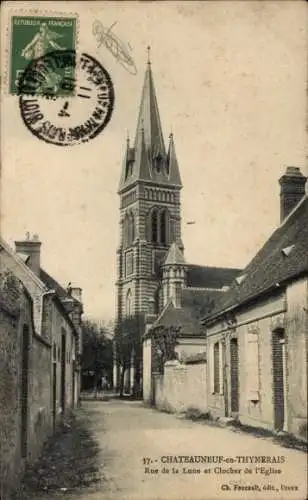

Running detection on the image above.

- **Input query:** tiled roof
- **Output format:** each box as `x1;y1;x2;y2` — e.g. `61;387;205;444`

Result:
186;264;241;289
182;288;223;319
203;195;308;321
152;288;224;336
150;279;229;337
153;302;203;336
39;268;69;300
39;269;81;306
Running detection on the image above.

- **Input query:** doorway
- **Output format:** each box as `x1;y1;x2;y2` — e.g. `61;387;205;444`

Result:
272;329;286;431
230;338;239;413
60;331;66;414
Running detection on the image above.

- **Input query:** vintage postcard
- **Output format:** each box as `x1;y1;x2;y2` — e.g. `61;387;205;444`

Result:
0;1;307;500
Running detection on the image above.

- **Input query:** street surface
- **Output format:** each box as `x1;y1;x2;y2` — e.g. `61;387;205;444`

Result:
14;398;307;500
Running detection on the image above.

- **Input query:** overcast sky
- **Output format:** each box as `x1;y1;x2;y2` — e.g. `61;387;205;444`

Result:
1;1;307;320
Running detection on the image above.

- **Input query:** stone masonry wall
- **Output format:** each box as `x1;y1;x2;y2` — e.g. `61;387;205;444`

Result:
0;306;22;500
154;360;207;414
0;276;53;500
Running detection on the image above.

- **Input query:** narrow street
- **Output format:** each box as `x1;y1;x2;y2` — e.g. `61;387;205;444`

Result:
14;398;307;500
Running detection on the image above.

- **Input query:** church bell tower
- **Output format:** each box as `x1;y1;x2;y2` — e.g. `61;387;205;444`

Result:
116;51;183;323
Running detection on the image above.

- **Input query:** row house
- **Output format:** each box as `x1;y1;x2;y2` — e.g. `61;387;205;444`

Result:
202;167;307;441
0;234;83;498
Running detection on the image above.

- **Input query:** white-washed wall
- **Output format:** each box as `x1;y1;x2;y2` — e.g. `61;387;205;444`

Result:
143;338;152;404
154;360;207;413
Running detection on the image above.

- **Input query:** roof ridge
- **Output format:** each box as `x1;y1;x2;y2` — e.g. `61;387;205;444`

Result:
152;298;174;326
202;196;308;322
187;263;242;271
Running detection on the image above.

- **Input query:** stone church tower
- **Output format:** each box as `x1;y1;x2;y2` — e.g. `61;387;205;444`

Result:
116;56;183;321
115;55;183;391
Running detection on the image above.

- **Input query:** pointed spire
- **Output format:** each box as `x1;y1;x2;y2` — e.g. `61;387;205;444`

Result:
118;135;131;192
134;125;151;182
119;51;183;191
163;242;186;266
167;132;182;186
147;45;151;65
134;51;165;157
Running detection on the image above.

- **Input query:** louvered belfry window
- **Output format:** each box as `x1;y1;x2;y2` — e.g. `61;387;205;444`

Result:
151;210;158;242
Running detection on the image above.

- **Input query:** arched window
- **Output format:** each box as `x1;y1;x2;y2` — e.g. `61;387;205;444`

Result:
160;210;169;245
148;208;170;245
126;289;132;316
128;212;134;244
123;212;134;247
151;209;158;243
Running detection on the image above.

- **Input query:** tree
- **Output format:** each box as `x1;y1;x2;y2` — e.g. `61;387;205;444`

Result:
114;313;145;397
81;319;113;393
151;325;181;373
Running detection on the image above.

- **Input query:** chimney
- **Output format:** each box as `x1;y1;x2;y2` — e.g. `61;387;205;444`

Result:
279;167;307;222
70;287;82;303
15;233;41;276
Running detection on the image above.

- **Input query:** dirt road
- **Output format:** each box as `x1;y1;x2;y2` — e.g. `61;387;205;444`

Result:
14;399;307;500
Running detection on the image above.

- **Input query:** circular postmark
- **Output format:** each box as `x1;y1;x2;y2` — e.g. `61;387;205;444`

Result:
18;50;114;146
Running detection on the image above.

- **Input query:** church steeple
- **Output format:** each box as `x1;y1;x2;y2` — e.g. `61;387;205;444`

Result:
118;51;182;192
115;50;184;393
134;48;165;157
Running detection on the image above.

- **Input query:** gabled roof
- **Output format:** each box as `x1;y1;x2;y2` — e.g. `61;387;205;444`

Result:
182;287;223;319
203;195;308;321
0;237;47;290
186;264;242;289
0;237;80;335
152;300;203;336
164;242;186;266
151;287;223;337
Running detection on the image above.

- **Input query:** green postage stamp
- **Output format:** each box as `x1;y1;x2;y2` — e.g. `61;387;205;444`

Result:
9;16;77;95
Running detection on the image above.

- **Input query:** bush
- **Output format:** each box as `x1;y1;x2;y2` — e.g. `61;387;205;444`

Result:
184;407;211;421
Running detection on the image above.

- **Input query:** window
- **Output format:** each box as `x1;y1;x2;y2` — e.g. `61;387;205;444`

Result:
160;210;168;244
149;208;170;245
151;209;158;242
174;282;182;308
152;250;167;278
123;212;135;247
52;342;57;362
126;289;132;316
125;251;134;277
154;154;163;173
164;280;170;306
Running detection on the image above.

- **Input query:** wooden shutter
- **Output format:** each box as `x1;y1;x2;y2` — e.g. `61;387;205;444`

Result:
246;331;259;401
219;341;224;395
